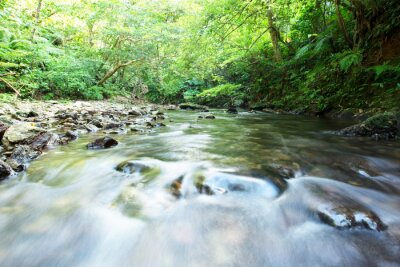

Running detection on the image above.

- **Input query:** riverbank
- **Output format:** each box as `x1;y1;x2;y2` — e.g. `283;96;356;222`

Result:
0;100;170;180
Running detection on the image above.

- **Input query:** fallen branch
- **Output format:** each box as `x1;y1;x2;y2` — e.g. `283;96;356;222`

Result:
0;77;20;96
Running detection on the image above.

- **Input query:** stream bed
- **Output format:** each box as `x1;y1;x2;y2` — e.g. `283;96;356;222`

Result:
0;110;399;267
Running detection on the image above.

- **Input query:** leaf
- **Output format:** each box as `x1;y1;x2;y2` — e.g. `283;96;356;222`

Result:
339;51;362;72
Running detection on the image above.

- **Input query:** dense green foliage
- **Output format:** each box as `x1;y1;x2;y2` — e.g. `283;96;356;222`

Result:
0;0;399;111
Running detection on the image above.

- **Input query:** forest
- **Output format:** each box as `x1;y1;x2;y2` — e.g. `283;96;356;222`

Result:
1;0;399;113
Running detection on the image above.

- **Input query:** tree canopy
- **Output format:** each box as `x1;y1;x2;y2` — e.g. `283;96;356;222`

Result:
1;0;399;111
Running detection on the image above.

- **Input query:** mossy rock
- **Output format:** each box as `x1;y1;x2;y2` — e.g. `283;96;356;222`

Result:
363;112;397;129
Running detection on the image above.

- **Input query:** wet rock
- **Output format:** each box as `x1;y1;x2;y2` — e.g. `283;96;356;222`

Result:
170;176;184;198
179;103;208;111
6;158;25;172
5;144;41;172
84;124;99;132
317;206;387;231
128;108;143;116
103;128;126;135
205;114;215;119
338;112;398;140
10;145;41;164
87;136;118;149
89;119;103;128
2;123;46;150
30;132;59;150
0;160;13;180
152;110;164;116
103;122;123;130
116;161;152;174
196;172;278;197
65;130;79;140
227;107;238;114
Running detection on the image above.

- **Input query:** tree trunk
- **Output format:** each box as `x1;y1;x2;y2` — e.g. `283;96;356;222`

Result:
97;60;136;86
266;2;282;61
334;0;352;48
31;0;43;41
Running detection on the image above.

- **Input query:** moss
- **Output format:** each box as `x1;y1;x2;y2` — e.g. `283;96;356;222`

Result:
363;112;397;129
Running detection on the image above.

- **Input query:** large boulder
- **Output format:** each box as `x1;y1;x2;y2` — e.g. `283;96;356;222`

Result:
2;122;46;150
87;136;118;150
0;160;13;180
338;112;398;140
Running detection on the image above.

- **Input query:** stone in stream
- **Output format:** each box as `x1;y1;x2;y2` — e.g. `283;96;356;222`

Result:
317;206;387;231
205;114;215;119
87;136;118;149
2;122;46;150
337;112;398;140
65;130;79;140
103;122;123;130
171;172;279;198
89;119;103;128
10;145;41;164
170;176;184;198
30;132;59;150
116;161;152;174
84;124;99;132
0;160;13;180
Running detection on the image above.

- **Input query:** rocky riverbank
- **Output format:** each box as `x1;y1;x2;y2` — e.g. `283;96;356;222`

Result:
0;100;171;180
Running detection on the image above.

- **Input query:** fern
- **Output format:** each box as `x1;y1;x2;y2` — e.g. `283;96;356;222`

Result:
294;44;312;59
339;50;362;72
369;64;400;78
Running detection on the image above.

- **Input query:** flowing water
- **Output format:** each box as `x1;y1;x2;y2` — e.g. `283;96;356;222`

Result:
0;110;399;267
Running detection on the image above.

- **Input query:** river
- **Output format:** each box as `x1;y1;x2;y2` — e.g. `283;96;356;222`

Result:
0;110;399;267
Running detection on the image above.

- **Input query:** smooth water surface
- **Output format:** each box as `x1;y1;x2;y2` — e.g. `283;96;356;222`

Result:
0;110;399;267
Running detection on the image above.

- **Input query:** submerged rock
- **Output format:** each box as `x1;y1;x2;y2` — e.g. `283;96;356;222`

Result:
338;112;398;140
116;161;152;174
195;172;278;197
87;136;118;149
0;160;13;180
317;206;387;231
